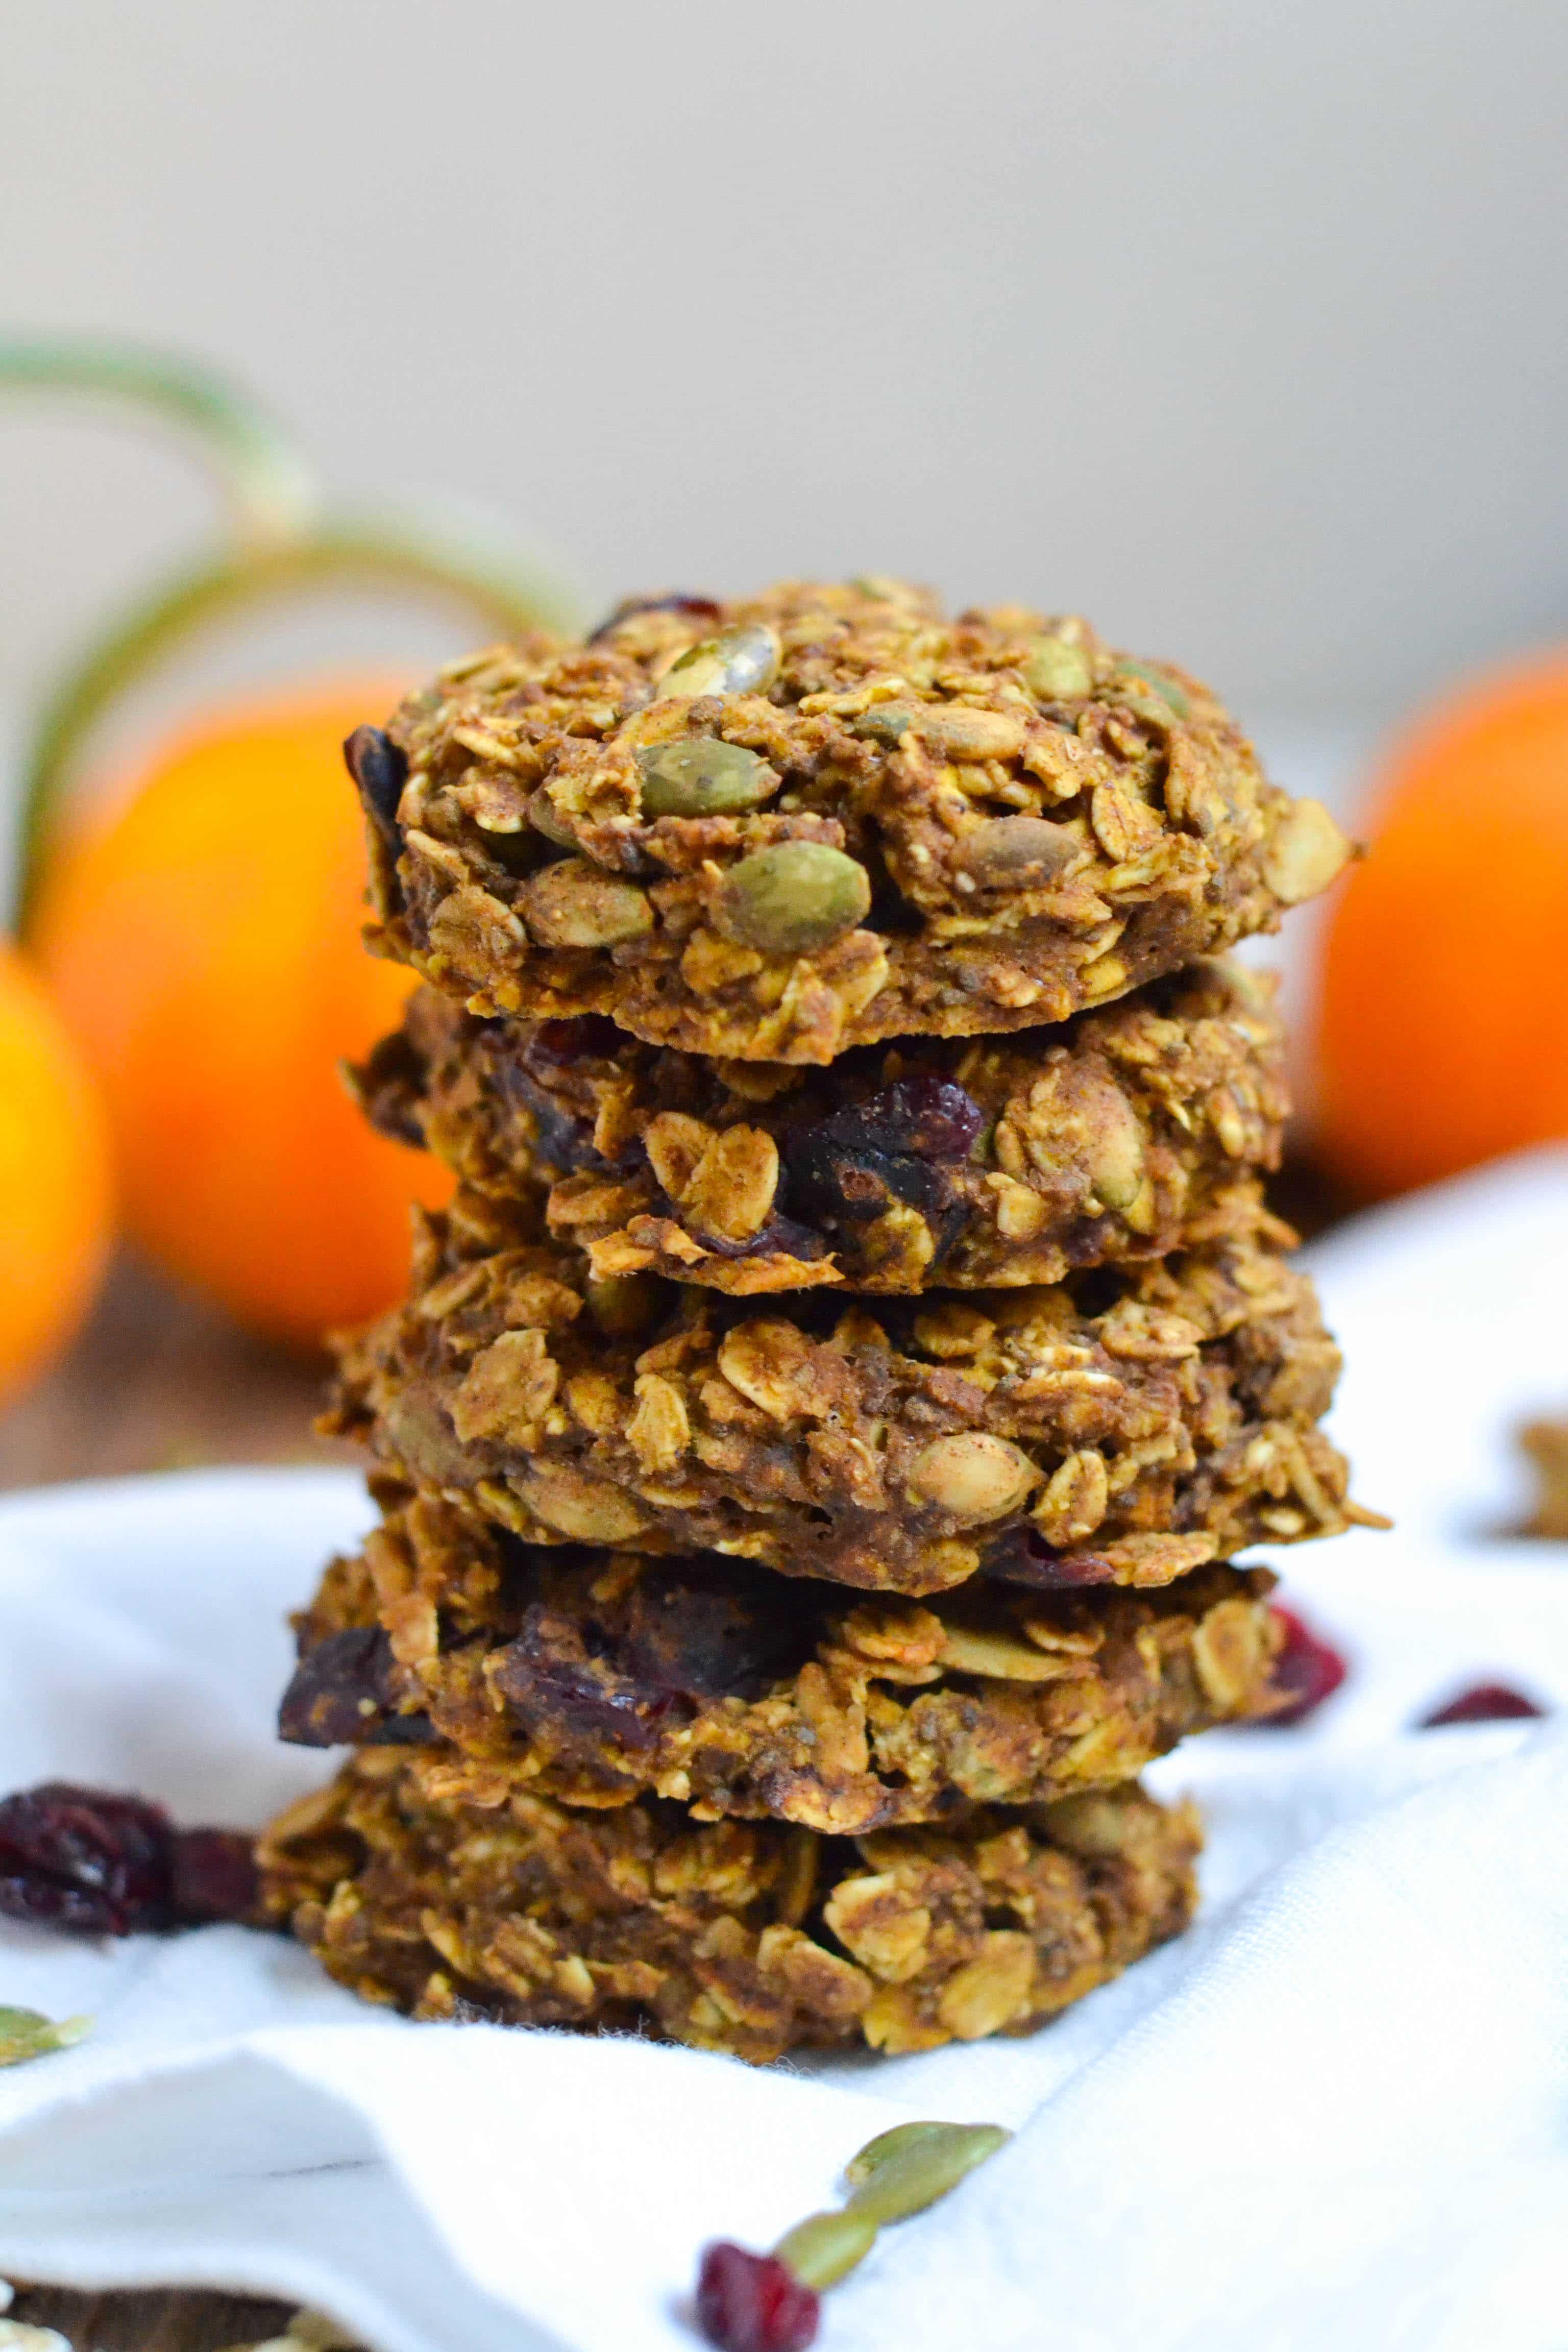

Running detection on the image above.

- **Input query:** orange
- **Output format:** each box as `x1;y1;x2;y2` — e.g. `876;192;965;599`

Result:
1315;655;1568;1197
32;681;451;1348
0;942;114;1403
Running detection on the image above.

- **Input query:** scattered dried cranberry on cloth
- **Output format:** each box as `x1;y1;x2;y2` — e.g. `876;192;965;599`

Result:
1257;1606;1350;1725
0;1782;258;1935
695;2246;819;2352
1417;1682;1547;1728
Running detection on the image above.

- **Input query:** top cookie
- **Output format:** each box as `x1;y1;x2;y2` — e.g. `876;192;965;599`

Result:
354;579;1352;1063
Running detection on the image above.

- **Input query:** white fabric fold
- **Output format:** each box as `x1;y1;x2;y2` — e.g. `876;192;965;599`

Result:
1;1148;1564;2352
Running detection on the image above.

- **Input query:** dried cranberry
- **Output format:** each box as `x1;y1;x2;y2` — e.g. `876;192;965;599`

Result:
796;1072;983;1163
826;1145;946;1225
982;1527;1117;1587
170;1828;259;1925
0;1782;175;1934
492;1607;673;1752
492;1529;593;1608
757;1215;833;1264
587;593;722;644
1259;1607;1349;1726
856;1073;985;1161
494;1019;627;1175
523;1016;624;1068
668;1212;830;1266
616;1564;808;1701
347;1027;429;1150
696;2244;819;2352
783;1075;980;1243
1417;1682;1546;1728
344;725;407;842
494;1567;810;1753
494;1070;601;1173
278;1626;418;1747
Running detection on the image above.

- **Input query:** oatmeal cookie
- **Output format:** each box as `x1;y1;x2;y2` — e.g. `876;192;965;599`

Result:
280;1489;1282;1833
352;579;1352;1064
327;1183;1359;1596
258;1750;1200;2060
354;961;1287;1295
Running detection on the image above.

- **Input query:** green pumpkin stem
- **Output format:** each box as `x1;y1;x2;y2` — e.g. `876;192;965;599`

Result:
0;337;320;546
11;519;575;932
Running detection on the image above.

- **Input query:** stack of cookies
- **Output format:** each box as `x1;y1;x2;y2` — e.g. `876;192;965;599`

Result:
259;579;1369;2062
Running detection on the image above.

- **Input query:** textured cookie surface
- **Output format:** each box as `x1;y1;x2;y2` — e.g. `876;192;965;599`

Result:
355;960;1287;1295
356;580;1352;1062
258;1751;1200;2060
281;1487;1283;1832
327;1183;1357;1597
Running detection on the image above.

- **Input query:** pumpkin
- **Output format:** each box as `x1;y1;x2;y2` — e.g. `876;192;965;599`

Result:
1315;655;1568;1196
0;942;114;1402
32;683;451;1348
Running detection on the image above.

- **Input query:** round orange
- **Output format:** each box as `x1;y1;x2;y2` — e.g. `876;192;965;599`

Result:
1315;655;1568;1197
0;943;114;1403
32;681;451;1348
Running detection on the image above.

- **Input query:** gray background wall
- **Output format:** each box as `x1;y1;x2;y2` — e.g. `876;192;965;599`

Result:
3;0;1566;768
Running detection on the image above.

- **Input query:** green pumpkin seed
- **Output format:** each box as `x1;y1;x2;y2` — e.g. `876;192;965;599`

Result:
843;2122;1011;2225
586;1271;667;1336
1024;635;1095;700
843;2120;958;2187
773;2208;880;2289
660;621;781;701
527;790;579;849
0;2006;92;2069
1112;660;1190;718
635;737;779;818
850;703;919;746
713;842;870;956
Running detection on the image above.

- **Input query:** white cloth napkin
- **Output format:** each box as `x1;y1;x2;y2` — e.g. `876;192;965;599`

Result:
2;1148;1566;2352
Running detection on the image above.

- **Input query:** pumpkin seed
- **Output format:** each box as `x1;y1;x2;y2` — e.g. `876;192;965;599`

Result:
906;1432;1039;1525
773;2208;880;2289
586;1271;667;1335
635;737;779;818
955;814;1076;888
660;621;781;700
0;2006;91;2069
844;2122;1011;2225
527;789;579;849
843;2121;958;2187
850;703;919;746
854;704;1026;760
713;841;870;956
523;859;653;947
1023;635;1095;700
1112;660;1190;718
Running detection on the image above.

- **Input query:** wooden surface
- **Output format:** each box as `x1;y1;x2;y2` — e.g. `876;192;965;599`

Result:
0;1253;344;1494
